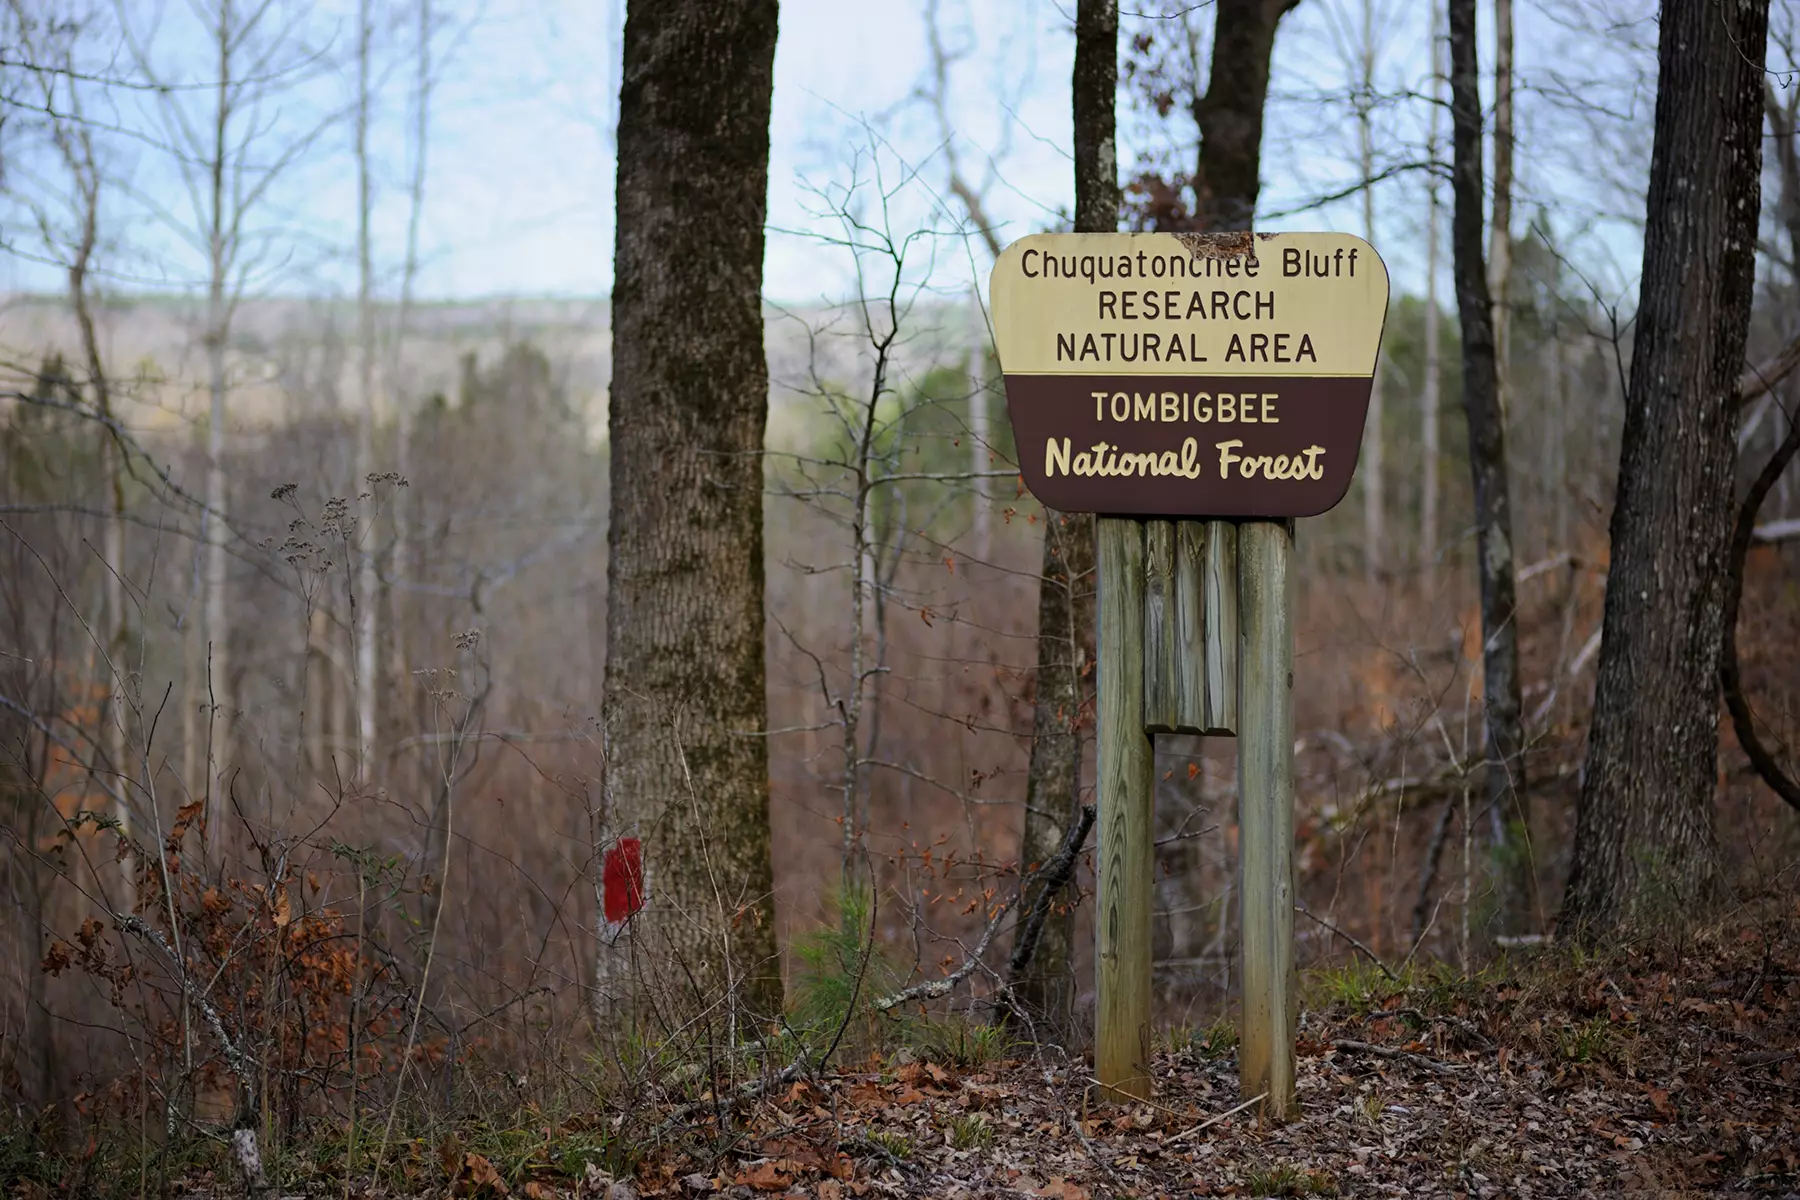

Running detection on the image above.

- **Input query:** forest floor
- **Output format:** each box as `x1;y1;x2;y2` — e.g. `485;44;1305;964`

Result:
108;892;1785;1200
22;892;1799;1200
579;894;1800;1200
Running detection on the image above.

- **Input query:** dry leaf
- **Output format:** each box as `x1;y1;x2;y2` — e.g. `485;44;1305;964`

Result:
735;1160;793;1192
463;1151;510;1196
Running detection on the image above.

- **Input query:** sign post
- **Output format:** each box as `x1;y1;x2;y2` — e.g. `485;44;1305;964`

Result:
990;231;1388;1119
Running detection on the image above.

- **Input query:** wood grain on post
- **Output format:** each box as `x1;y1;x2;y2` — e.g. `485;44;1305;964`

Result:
1236;520;1297;1122
1204;521;1239;735
1174;521;1208;733
1096;516;1155;1101
1142;520;1178;733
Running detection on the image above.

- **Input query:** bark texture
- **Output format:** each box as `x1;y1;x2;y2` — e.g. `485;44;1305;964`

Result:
1448;0;1531;936
1562;0;1769;937
604;0;783;1019
1191;0;1300;231
1008;0;1112;1040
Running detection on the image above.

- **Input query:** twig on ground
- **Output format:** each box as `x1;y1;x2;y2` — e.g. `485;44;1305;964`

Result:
1364;1007;1494;1050
1331;1038;1466;1076
1165;1092;1269;1144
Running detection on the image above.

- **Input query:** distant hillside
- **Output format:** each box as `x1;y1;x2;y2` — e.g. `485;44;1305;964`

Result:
0;291;981;451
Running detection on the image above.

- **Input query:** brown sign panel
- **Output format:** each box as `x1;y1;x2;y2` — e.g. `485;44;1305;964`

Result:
989;231;1389;519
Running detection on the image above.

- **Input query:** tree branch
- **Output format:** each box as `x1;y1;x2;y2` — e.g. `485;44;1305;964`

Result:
1006;804;1096;982
1739;332;1800;408
1720;399;1800;814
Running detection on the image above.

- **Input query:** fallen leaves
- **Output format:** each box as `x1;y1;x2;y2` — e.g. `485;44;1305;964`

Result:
116;905;1799;1199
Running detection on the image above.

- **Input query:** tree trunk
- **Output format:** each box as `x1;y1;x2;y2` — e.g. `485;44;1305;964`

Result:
354;0;379;773
1546;330;1567;552
389;0;434;786
1487;0;1514;422
200;7;233;867
969;290;990;562
1448;0;1531;938
603;0;783;1022
65;136;134;908
1420;2;1443;589
1358;0;1384;585
1563;0;1769;937
1008;0;1112;1041
1190;0;1299;231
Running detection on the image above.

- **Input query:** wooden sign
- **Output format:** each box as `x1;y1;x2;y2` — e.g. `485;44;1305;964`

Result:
989;231;1389;518
989;230;1391;1122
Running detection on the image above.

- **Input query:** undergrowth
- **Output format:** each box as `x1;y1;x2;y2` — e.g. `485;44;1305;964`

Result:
2;883;1009;1198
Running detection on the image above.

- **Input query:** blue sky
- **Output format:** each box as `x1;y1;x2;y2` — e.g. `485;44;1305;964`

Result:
0;0;1703;310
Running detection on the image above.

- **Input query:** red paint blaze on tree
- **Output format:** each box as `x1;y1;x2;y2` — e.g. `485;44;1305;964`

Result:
603;838;644;925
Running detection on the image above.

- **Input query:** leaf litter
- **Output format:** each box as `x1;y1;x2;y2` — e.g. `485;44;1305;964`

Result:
166;899;1799;1198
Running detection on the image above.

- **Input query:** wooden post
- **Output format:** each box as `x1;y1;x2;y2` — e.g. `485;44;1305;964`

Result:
1095;516;1155;1101
1236;520;1297;1121
1204;521;1239;735
1173;521;1207;733
1142;520;1178;733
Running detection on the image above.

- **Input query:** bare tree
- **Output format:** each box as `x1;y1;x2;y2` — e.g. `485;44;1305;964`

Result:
354;0;378;770
1448;0;1531;937
1564;0;1771;936
385;0;436;742
1421;2;1444;586
11;9;138;905
914;0;1006;563
1357;0;1385;585
1192;0;1302;230
1488;0;1515;421
1319;0;1395;581
121;0;329;856
1007;0;1117;1041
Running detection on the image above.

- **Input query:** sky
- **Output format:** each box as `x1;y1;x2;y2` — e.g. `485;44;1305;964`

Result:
1;0;1741;313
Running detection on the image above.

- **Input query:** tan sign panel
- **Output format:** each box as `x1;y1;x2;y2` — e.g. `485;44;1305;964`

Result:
989;231;1389;518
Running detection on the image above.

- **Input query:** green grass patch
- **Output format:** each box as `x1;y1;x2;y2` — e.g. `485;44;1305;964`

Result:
945;1112;994;1150
1169;1011;1238;1061
1241;1162;1338;1196
904;1015;1013;1068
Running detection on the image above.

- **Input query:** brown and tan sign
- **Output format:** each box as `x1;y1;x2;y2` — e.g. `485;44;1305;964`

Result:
989;231;1389;518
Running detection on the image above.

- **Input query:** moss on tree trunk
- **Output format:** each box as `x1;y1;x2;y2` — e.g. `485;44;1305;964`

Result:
603;0;784;1021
